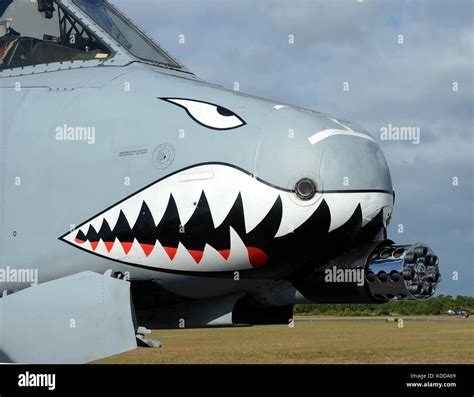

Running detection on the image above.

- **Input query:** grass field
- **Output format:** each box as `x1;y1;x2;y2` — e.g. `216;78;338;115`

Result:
95;316;474;364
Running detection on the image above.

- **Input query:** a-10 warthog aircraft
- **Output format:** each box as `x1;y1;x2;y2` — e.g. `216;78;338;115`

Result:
0;0;440;363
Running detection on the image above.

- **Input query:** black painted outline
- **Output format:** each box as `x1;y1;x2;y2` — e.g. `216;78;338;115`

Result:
58;161;393;276
159;98;247;131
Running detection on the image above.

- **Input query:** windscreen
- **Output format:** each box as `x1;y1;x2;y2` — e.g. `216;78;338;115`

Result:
73;0;180;67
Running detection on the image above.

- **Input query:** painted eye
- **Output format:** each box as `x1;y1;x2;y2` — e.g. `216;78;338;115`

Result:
160;98;246;130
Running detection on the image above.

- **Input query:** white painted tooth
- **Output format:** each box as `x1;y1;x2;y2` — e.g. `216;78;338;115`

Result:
153;164;216;226
98;237;123;259
94;239;111;257
90;216;111;236
199;244;227;271
141;239;163;267
275;194;321;237
204;186;240;228
241;182;280;234
169;242;196;270
110;237;129;261
124;239;146;262
103;206;125;233
139;184;171;227
85;239;96;252
313;192;393;229
227;226;252;270
173;182;205;226
360;192;393;226
205;164;247;228
324;193;361;232
121;197;143;229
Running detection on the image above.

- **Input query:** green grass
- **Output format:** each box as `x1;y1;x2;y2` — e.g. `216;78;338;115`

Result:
94;317;474;364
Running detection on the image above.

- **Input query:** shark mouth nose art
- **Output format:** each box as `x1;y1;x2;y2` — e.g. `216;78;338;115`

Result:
60;163;393;272
71;191;277;268
60;163;320;272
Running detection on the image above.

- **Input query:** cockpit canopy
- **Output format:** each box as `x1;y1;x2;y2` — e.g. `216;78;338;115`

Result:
0;0;182;70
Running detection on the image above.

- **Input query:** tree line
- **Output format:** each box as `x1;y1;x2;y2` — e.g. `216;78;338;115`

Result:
294;295;473;316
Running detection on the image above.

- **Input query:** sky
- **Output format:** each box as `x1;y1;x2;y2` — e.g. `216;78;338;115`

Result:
112;0;473;296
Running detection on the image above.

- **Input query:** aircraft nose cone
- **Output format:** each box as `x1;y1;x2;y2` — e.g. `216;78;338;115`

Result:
256;106;392;195
318;128;393;193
